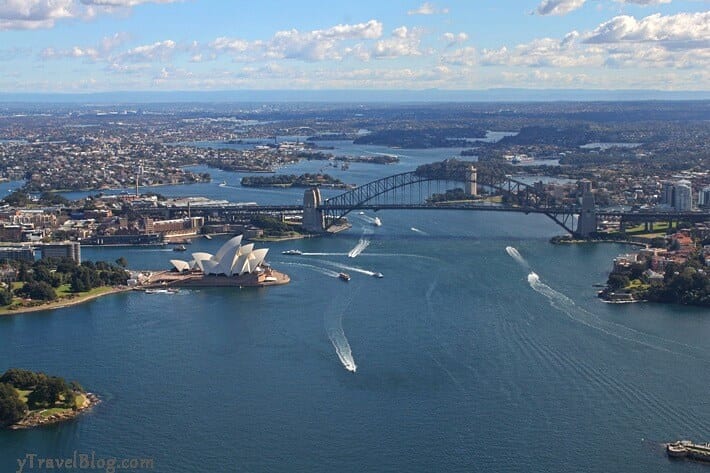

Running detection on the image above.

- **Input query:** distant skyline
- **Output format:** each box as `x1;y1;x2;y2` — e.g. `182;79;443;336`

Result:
0;0;708;93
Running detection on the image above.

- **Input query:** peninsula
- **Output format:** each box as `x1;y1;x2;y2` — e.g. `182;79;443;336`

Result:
0;369;98;430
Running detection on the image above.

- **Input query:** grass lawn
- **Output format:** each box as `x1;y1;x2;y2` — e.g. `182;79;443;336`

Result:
0;285;119;315
16;389;31;403
39;407;71;418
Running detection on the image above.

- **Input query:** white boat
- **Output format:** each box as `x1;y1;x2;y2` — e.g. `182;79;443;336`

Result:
282;249;302;255
372;217;382;226
145;288;179;294
372;272;383;278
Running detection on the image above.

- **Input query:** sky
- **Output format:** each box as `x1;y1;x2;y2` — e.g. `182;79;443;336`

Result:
0;0;707;93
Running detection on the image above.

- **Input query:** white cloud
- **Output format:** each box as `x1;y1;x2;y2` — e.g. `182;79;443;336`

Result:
207;20;384;62
372;26;424;59
535;0;586;16
40;32;130;61
407;2;449;15
441;46;476;66
0;0;75;30
0;0;179;30
442;32;468;47
584;12;710;48
115;39;176;63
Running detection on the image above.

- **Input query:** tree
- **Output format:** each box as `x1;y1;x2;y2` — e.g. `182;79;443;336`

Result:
0;288;12;306
607;273;630;291
115;257;128;268
0;369;43;389
0;383;27;427
15;281;57;301
27;377;67;409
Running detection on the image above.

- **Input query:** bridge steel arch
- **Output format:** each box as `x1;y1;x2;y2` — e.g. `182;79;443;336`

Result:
320;170;581;235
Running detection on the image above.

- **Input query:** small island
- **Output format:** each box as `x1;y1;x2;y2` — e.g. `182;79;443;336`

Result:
0;369;98;430
241;173;353;189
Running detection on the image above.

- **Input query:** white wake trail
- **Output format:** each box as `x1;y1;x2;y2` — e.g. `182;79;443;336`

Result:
279;262;340;278
505;246;529;269
410;227;428;235
526;271;693;357
326;313;358;373
323;260;377;277
348;231;371;258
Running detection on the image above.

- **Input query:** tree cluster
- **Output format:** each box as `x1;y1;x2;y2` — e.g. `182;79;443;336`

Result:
0;369;86;427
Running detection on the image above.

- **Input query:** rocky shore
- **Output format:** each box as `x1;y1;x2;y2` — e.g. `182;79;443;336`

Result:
9;393;100;430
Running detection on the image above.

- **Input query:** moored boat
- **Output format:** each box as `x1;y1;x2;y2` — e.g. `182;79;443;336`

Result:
666;440;710;462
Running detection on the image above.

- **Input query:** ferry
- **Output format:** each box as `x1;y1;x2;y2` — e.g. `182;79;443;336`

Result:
145;288;179;294
372;272;384;278
667;440;710;462
338;272;351;281
282;249;303;255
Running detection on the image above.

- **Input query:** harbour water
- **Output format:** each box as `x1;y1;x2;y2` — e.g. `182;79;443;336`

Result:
2;150;710;472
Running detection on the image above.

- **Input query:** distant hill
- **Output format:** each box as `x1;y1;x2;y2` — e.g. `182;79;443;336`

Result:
0;89;707;104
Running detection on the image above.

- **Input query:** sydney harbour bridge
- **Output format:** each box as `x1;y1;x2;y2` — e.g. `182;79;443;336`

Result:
166;163;709;238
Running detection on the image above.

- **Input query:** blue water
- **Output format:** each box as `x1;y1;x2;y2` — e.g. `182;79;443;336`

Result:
2;151;710;472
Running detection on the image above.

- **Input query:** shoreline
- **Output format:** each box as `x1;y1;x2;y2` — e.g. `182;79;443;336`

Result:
9;393;101;430
0;286;131;317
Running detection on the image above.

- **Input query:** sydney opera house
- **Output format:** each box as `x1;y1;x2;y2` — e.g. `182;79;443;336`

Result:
150;235;289;287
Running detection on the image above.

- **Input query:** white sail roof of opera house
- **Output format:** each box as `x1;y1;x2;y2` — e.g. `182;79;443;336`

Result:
169;235;269;277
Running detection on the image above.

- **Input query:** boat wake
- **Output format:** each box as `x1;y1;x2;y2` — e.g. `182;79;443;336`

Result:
326;313;357;373
505;246;529;269
410;227;428;235
279;262;340;278
321;260;378;277
348;231;371;258
301;252;348;256
525;271;709;359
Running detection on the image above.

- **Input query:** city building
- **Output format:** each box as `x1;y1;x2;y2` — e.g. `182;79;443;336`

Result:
0;246;35;263
699;186;710;209
41;242;81;263
674;180;693;211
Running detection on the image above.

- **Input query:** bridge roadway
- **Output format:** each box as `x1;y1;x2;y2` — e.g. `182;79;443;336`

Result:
169;203;708;220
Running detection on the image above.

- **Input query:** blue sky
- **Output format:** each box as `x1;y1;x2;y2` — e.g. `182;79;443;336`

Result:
0;0;707;92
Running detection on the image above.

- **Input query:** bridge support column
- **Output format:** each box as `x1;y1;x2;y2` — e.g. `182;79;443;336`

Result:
465;165;477;197
303;187;325;233
576;191;597;238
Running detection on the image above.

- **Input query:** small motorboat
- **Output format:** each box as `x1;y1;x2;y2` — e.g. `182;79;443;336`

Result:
338;272;351;281
173;245;187;252
372;272;384;278
282;249;303;255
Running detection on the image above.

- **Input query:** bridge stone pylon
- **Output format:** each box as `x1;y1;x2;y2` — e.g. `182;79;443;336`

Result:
465;165;478;196
303;187;325;233
576;191;597;237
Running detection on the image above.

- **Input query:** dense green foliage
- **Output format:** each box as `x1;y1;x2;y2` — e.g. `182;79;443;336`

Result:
241;173;346;188
604;251;710;307
353;126;487;148
0;383;26;427
647;264;710;306
427;188;470;203
0;258;129;306
250;215;293;234
15;281;57;301
0;369;86;425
